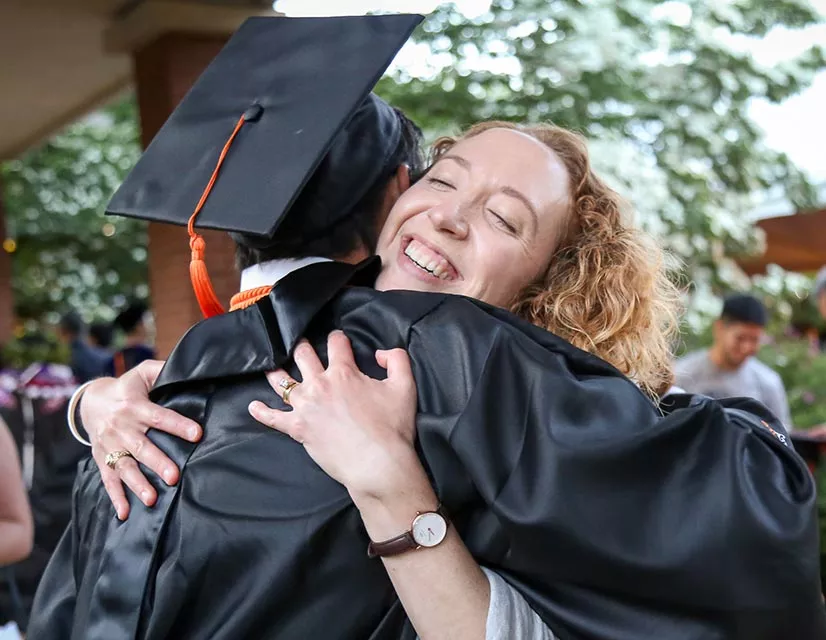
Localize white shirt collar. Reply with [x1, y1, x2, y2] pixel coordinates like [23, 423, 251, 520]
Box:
[239, 256, 332, 291]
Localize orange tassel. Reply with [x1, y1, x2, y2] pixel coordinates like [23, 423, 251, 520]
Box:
[189, 235, 225, 317]
[185, 114, 247, 319]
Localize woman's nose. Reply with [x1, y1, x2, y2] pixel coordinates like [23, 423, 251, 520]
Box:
[428, 204, 469, 239]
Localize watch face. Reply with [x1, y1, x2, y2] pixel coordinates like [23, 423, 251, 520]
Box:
[411, 512, 448, 548]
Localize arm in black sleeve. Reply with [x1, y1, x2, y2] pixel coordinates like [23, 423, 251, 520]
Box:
[409, 303, 824, 640]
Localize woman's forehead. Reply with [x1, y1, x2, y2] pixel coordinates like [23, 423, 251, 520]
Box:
[443, 129, 570, 208]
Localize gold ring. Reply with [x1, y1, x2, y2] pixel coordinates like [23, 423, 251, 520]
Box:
[105, 450, 134, 470]
[281, 380, 299, 405]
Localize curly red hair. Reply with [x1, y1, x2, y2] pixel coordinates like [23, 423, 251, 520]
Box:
[431, 121, 680, 396]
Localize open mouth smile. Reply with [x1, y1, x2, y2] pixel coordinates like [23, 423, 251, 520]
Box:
[402, 237, 459, 281]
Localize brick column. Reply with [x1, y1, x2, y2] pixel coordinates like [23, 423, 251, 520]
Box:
[132, 33, 238, 357]
[106, 1, 280, 357]
[0, 187, 13, 346]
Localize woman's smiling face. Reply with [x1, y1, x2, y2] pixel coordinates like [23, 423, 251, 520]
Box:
[375, 127, 572, 307]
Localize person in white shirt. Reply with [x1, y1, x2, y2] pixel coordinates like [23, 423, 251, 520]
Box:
[675, 293, 792, 428]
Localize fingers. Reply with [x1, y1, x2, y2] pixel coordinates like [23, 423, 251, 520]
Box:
[117, 398, 201, 442]
[98, 465, 130, 520]
[265, 371, 302, 406]
[327, 331, 356, 369]
[293, 340, 324, 378]
[248, 401, 304, 444]
[376, 348, 414, 390]
[115, 456, 158, 508]
[125, 431, 180, 486]
[264, 369, 291, 394]
[133, 359, 167, 389]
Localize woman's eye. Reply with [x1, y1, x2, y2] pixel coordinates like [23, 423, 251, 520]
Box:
[427, 177, 455, 190]
[491, 211, 518, 234]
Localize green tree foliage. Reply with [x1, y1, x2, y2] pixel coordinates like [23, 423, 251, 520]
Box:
[2, 96, 144, 323]
[377, 0, 825, 322]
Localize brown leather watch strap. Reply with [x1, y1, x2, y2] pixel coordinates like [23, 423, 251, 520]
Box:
[366, 504, 449, 559]
[367, 531, 418, 559]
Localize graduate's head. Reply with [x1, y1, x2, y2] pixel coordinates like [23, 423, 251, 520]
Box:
[376, 120, 680, 396]
[712, 294, 767, 369]
[233, 103, 424, 269]
[103, 14, 425, 319]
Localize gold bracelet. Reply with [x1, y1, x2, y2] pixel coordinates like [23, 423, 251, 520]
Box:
[66, 380, 96, 447]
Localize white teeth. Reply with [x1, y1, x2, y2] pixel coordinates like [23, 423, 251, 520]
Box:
[404, 241, 453, 280]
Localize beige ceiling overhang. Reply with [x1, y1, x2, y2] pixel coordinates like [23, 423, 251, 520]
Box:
[0, 0, 278, 160]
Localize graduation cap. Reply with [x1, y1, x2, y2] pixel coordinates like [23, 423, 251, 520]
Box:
[106, 14, 423, 318]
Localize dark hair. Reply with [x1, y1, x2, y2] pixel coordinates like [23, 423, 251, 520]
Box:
[721, 293, 767, 327]
[89, 322, 114, 348]
[59, 311, 85, 338]
[114, 301, 149, 334]
[234, 108, 424, 270]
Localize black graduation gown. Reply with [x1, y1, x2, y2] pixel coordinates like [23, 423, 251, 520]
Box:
[30, 260, 825, 640]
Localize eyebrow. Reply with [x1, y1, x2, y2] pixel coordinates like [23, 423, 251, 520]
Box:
[439, 154, 539, 233]
[440, 154, 471, 170]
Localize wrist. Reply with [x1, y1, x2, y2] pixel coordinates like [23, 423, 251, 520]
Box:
[349, 444, 427, 505]
[351, 463, 438, 542]
[77, 377, 116, 437]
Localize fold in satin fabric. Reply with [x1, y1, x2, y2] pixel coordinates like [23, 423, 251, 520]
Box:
[29, 260, 825, 639]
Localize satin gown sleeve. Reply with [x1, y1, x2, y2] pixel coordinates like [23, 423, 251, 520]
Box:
[407, 297, 825, 640]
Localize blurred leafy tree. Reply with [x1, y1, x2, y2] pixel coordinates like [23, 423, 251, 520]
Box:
[2, 96, 145, 324]
[378, 0, 825, 326]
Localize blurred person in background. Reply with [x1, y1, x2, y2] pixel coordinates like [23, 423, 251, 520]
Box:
[88, 322, 114, 373]
[0, 414, 31, 640]
[814, 266, 826, 352]
[88, 322, 114, 352]
[56, 312, 109, 383]
[675, 293, 792, 428]
[106, 301, 156, 376]
[0, 415, 33, 567]
[796, 268, 826, 439]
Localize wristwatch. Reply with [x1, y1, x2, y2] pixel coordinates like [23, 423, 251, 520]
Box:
[367, 505, 450, 558]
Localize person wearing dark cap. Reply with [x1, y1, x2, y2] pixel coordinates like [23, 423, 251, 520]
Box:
[106, 301, 156, 376]
[31, 14, 825, 640]
[56, 312, 108, 383]
[675, 293, 792, 428]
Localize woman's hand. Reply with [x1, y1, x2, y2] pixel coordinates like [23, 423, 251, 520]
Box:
[251, 333, 493, 640]
[81, 360, 202, 520]
[249, 331, 422, 504]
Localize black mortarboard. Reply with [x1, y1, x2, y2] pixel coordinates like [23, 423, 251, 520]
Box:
[105, 14, 422, 317]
